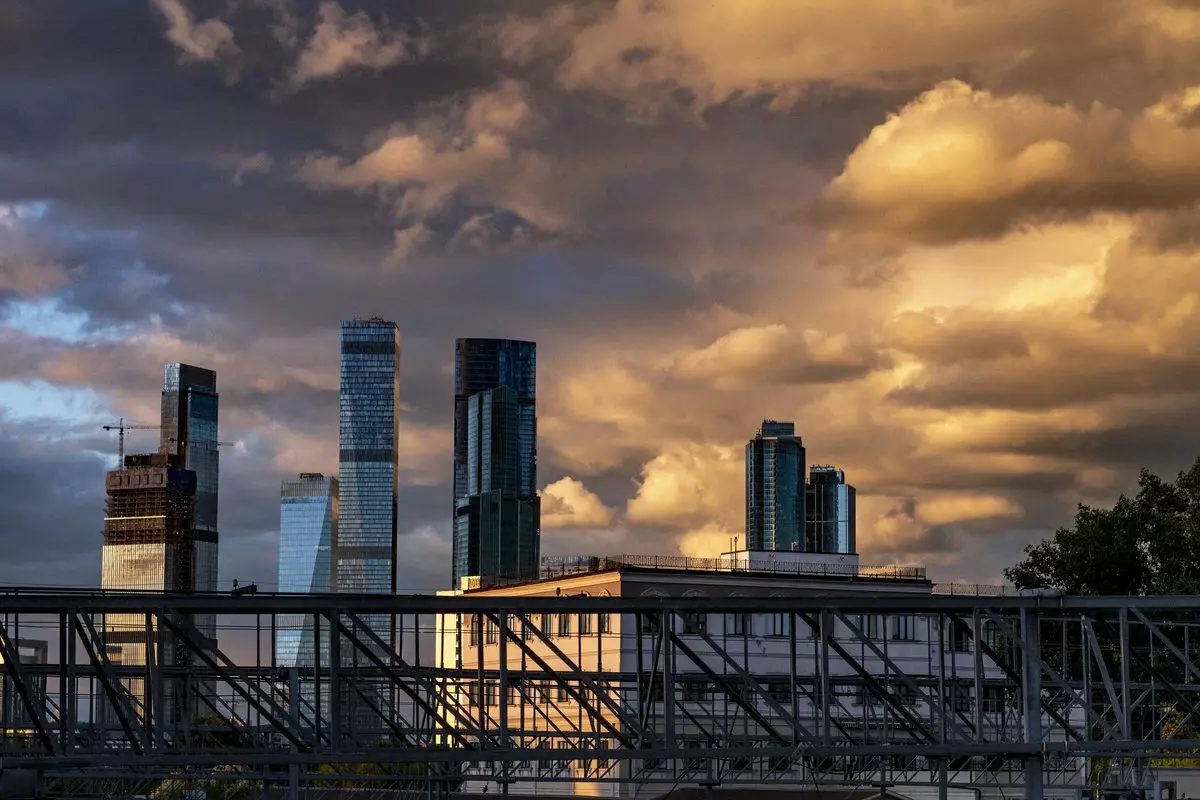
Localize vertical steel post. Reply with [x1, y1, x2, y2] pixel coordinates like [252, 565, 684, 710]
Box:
[789, 610, 799, 745]
[820, 608, 831, 745]
[498, 609, 510, 796]
[662, 608, 675, 752]
[1021, 609, 1044, 800]
[288, 667, 299, 800]
[1119, 607, 1134, 786]
[58, 612, 68, 753]
[154, 612, 166, 751]
[312, 612, 321, 744]
[329, 608, 341, 751]
[973, 610, 984, 743]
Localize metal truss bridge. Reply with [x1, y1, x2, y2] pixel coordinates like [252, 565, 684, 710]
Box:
[1, 591, 1199, 799]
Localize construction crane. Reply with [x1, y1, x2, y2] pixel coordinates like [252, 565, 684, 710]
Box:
[101, 418, 162, 469]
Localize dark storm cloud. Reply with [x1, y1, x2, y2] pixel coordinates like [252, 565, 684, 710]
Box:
[0, 421, 107, 587]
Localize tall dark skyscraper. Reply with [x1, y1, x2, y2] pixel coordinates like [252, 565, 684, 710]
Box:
[455, 386, 540, 585]
[745, 420, 806, 552]
[159, 363, 219, 598]
[807, 466, 857, 554]
[452, 338, 537, 587]
[338, 319, 400, 603]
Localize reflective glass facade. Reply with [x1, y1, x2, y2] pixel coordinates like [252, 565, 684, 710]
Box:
[452, 339, 537, 587]
[745, 420, 806, 552]
[276, 474, 338, 669]
[455, 386, 540, 585]
[806, 466, 857, 555]
[338, 319, 399, 662]
[160, 363, 219, 646]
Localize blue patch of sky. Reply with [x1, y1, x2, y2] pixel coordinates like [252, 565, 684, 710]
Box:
[1, 297, 133, 343]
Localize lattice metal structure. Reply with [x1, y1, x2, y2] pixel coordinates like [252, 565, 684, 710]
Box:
[0, 591, 1198, 800]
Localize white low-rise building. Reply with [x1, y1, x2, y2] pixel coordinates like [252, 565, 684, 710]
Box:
[435, 552, 1078, 799]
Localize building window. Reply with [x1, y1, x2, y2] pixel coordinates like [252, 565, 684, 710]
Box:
[767, 612, 791, 638]
[948, 621, 971, 653]
[557, 613, 571, 638]
[891, 615, 918, 641]
[768, 680, 791, 703]
[682, 679, 711, 702]
[579, 613, 592, 635]
[540, 613, 551, 639]
[485, 618, 499, 644]
[683, 611, 707, 635]
[468, 617, 480, 646]
[857, 614, 883, 640]
[982, 686, 1007, 713]
[891, 684, 918, 707]
[982, 620, 1003, 650]
[556, 683, 570, 702]
[522, 620, 534, 641]
[483, 681, 498, 707]
[598, 612, 611, 634]
[641, 614, 661, 635]
[728, 612, 751, 636]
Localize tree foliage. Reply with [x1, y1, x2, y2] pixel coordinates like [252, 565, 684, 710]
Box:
[1005, 458, 1200, 595]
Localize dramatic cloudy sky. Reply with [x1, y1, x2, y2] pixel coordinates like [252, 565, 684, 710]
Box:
[4, 0, 1200, 591]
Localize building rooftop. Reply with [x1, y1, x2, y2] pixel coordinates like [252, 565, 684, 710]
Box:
[461, 552, 929, 592]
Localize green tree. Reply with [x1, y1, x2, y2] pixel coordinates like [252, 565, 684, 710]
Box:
[1005, 457, 1200, 595]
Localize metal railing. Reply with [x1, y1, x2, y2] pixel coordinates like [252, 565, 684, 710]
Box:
[933, 582, 1016, 596]
[535, 554, 927, 582]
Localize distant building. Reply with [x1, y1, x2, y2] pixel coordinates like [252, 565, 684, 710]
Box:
[433, 551, 1038, 799]
[159, 363, 220, 646]
[275, 473, 338, 668]
[745, 420, 806, 551]
[452, 338, 538, 588]
[337, 319, 400, 619]
[455, 386, 540, 586]
[100, 451, 198, 719]
[159, 363, 219, 592]
[807, 465, 856, 554]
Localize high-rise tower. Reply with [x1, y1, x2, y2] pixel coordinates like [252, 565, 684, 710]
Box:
[276, 473, 339, 667]
[452, 338, 537, 588]
[337, 319, 400, 599]
[159, 363, 219, 596]
[806, 465, 857, 554]
[455, 386, 540, 585]
[745, 420, 806, 552]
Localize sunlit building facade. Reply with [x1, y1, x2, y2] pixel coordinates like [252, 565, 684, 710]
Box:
[275, 473, 338, 668]
[745, 420, 806, 551]
[338, 318, 400, 653]
[100, 451, 198, 720]
[452, 338, 537, 588]
[807, 465, 857, 554]
[455, 386, 540, 585]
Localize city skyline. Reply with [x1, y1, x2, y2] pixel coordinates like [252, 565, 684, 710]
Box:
[6, 0, 1200, 593]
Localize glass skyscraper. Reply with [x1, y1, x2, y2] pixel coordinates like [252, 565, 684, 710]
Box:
[159, 363, 220, 601]
[745, 420, 806, 552]
[807, 466, 857, 554]
[452, 339, 537, 587]
[455, 386, 540, 585]
[276, 473, 338, 668]
[338, 319, 400, 648]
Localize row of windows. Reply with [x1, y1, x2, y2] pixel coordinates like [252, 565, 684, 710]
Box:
[467, 613, 613, 645]
[466, 613, 1005, 648]
[461, 677, 1012, 714]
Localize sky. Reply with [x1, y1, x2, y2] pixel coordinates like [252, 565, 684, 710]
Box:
[3, 0, 1200, 592]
